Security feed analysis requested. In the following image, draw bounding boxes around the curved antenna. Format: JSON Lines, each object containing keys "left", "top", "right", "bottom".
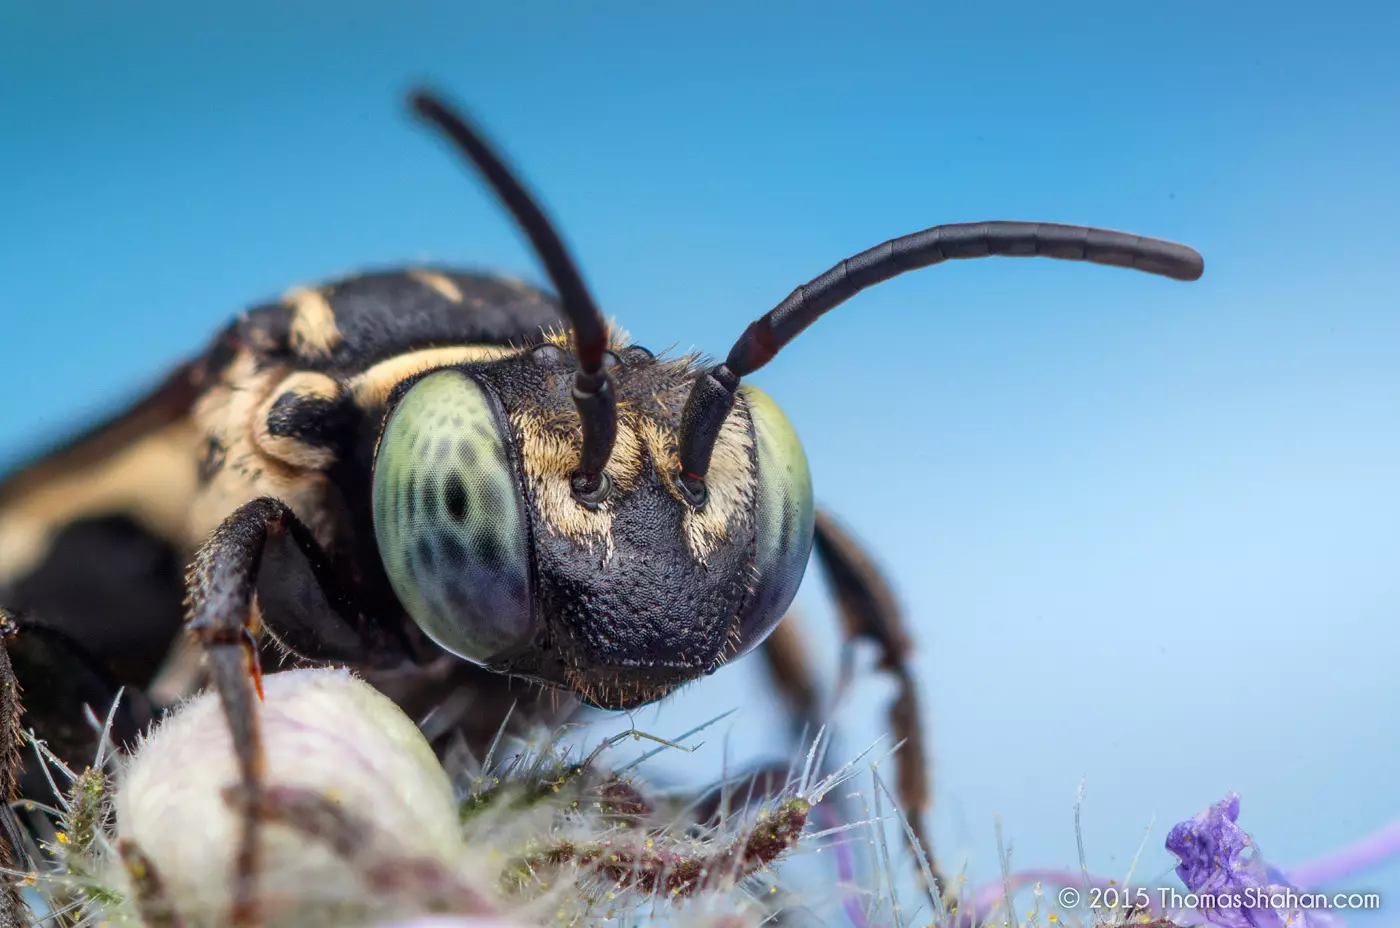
{"left": 410, "top": 89, "right": 617, "bottom": 493}
{"left": 677, "top": 221, "right": 1205, "bottom": 499}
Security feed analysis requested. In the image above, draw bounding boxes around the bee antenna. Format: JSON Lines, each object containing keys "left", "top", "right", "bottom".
{"left": 410, "top": 88, "right": 617, "bottom": 496}
{"left": 676, "top": 221, "right": 1204, "bottom": 502}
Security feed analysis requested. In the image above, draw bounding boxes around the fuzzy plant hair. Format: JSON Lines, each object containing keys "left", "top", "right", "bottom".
{"left": 5, "top": 669, "right": 1397, "bottom": 928}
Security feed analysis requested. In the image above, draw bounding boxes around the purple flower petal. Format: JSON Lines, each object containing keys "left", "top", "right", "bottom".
{"left": 1167, "top": 794, "right": 1348, "bottom": 928}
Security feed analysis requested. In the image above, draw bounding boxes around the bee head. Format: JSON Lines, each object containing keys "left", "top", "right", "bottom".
{"left": 376, "top": 88, "right": 1202, "bottom": 709}
{"left": 371, "top": 335, "right": 814, "bottom": 709}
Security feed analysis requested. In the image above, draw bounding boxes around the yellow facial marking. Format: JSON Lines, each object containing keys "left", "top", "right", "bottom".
{"left": 348, "top": 346, "right": 522, "bottom": 409}
{"left": 688, "top": 398, "right": 756, "bottom": 562}
{"left": 637, "top": 395, "right": 756, "bottom": 563}
{"left": 512, "top": 408, "right": 645, "bottom": 554}
{"left": 407, "top": 270, "right": 464, "bottom": 303}
{"left": 284, "top": 286, "right": 342, "bottom": 359}
{"left": 253, "top": 371, "right": 344, "bottom": 471}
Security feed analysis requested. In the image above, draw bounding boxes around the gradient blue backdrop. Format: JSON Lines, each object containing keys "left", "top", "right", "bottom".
{"left": 3, "top": 1, "right": 1398, "bottom": 923}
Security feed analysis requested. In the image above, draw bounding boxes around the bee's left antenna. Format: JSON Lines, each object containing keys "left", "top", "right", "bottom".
{"left": 410, "top": 89, "right": 617, "bottom": 501}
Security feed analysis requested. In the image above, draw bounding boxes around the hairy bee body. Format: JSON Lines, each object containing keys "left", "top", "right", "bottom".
{"left": 0, "top": 269, "right": 575, "bottom": 784}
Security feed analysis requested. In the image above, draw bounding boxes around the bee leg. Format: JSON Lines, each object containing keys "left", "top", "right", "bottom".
{"left": 756, "top": 596, "right": 874, "bottom": 901}
{"left": 758, "top": 611, "right": 820, "bottom": 737}
{"left": 811, "top": 508, "right": 944, "bottom": 898}
{"left": 185, "top": 497, "right": 387, "bottom": 928}
{"left": 755, "top": 610, "right": 855, "bottom": 814}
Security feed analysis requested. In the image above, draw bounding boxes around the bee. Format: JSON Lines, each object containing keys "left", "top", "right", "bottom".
{"left": 0, "top": 88, "right": 1203, "bottom": 925}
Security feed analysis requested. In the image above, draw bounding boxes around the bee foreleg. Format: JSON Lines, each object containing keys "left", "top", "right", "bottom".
{"left": 184, "top": 496, "right": 378, "bottom": 928}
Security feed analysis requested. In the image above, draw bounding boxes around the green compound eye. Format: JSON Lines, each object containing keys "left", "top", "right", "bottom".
{"left": 372, "top": 370, "right": 535, "bottom": 665}
{"left": 734, "top": 385, "right": 815, "bottom": 653}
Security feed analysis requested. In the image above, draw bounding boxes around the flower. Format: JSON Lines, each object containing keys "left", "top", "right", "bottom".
{"left": 115, "top": 668, "right": 472, "bottom": 927}
{"left": 1166, "top": 793, "right": 1344, "bottom": 928}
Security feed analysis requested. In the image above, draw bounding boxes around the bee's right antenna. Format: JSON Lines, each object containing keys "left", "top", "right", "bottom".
{"left": 675, "top": 221, "right": 1204, "bottom": 503}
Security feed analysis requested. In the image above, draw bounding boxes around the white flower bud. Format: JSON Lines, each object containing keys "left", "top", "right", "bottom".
{"left": 115, "top": 668, "right": 465, "bottom": 926}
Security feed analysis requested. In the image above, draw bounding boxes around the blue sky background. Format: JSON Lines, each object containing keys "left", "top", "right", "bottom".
{"left": 3, "top": 1, "right": 1398, "bottom": 922}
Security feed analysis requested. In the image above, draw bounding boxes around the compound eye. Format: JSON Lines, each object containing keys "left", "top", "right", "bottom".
{"left": 372, "top": 370, "right": 534, "bottom": 664}
{"left": 733, "top": 386, "right": 815, "bottom": 654}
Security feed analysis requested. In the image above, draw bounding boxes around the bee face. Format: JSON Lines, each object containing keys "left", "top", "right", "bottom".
{"left": 372, "top": 341, "right": 814, "bottom": 709}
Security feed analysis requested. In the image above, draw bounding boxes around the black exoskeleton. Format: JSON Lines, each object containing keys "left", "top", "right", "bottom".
{"left": 0, "top": 88, "right": 1203, "bottom": 926}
